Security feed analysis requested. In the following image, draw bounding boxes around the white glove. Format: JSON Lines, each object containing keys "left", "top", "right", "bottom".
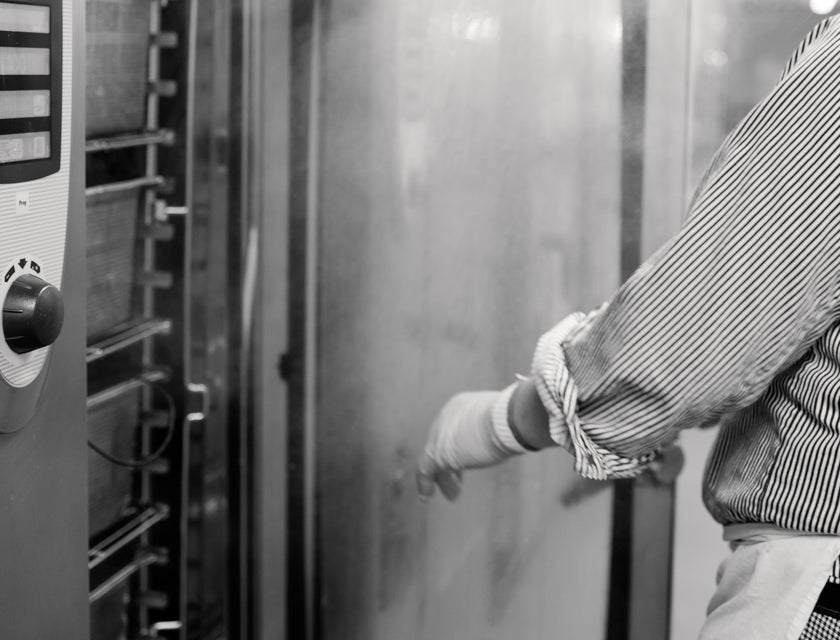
{"left": 416, "top": 385, "right": 524, "bottom": 502}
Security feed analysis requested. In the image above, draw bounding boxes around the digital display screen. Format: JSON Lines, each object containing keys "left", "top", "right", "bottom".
{"left": 0, "top": 47, "right": 48, "bottom": 75}
{"left": 0, "top": 3, "right": 49, "bottom": 34}
{"left": 0, "top": 3, "right": 54, "bottom": 167}
{"left": 0, "top": 90, "right": 48, "bottom": 119}
{"left": 0, "top": 131, "right": 49, "bottom": 163}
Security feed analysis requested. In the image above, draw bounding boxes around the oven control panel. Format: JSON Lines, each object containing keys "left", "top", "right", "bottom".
{"left": 0, "top": 0, "right": 70, "bottom": 430}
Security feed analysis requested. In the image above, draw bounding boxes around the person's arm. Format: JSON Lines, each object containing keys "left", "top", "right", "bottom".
{"left": 418, "top": 17, "right": 840, "bottom": 498}
{"left": 507, "top": 378, "right": 553, "bottom": 449}
{"left": 509, "top": 25, "right": 840, "bottom": 481}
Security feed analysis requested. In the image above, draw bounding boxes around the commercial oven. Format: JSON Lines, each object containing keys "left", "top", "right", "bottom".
{"left": 0, "top": 1, "right": 88, "bottom": 638}
{"left": 84, "top": 0, "right": 264, "bottom": 637}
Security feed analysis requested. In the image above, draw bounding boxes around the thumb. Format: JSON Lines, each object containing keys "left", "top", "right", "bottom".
{"left": 436, "top": 468, "right": 463, "bottom": 502}
{"left": 416, "top": 449, "right": 438, "bottom": 501}
{"left": 416, "top": 450, "right": 463, "bottom": 502}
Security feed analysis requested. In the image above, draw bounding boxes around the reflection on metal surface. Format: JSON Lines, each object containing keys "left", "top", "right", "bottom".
{"left": 810, "top": 0, "right": 838, "bottom": 14}
{"left": 449, "top": 12, "right": 500, "bottom": 41}
{"left": 609, "top": 15, "right": 624, "bottom": 43}
{"left": 702, "top": 49, "right": 729, "bottom": 67}
{"left": 646, "top": 445, "right": 686, "bottom": 486}
{"left": 148, "top": 621, "right": 182, "bottom": 638}
{"left": 560, "top": 447, "right": 685, "bottom": 508}
{"left": 562, "top": 477, "right": 611, "bottom": 507}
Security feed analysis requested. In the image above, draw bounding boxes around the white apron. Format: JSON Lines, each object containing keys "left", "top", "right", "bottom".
{"left": 699, "top": 526, "right": 840, "bottom": 640}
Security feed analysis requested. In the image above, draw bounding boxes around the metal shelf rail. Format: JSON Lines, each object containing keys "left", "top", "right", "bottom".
{"left": 86, "top": 369, "right": 169, "bottom": 412}
{"left": 139, "top": 0, "right": 181, "bottom": 635}
{"left": 85, "top": 129, "right": 175, "bottom": 153}
{"left": 89, "top": 504, "right": 171, "bottom": 571}
{"left": 86, "top": 318, "right": 173, "bottom": 364}
{"left": 85, "top": 0, "right": 183, "bottom": 636}
{"left": 89, "top": 547, "right": 167, "bottom": 604}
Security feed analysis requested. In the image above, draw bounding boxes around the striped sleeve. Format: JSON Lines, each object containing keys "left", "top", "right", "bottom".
{"left": 780, "top": 17, "right": 833, "bottom": 82}
{"left": 534, "top": 20, "right": 840, "bottom": 481}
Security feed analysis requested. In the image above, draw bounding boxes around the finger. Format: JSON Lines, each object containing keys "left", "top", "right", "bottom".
{"left": 436, "top": 468, "right": 462, "bottom": 502}
{"left": 416, "top": 450, "right": 438, "bottom": 501}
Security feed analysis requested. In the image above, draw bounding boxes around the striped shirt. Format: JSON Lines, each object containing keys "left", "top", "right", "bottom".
{"left": 531, "top": 17, "right": 840, "bottom": 577}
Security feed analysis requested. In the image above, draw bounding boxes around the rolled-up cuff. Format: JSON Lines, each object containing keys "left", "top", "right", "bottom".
{"left": 531, "top": 312, "right": 588, "bottom": 450}
{"left": 530, "top": 307, "right": 658, "bottom": 480}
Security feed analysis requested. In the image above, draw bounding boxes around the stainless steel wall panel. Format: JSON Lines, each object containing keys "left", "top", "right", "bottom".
{"left": 249, "top": 0, "right": 291, "bottom": 637}
{"left": 306, "top": 1, "right": 624, "bottom": 638}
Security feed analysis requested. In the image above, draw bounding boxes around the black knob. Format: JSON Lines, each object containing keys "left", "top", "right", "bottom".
{"left": 3, "top": 274, "right": 64, "bottom": 354}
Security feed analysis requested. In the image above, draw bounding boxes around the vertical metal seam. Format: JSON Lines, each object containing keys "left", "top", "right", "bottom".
{"left": 240, "top": 0, "right": 263, "bottom": 636}
{"left": 619, "top": 0, "right": 648, "bottom": 282}
{"left": 608, "top": 1, "right": 649, "bottom": 639}
{"left": 666, "top": 4, "right": 696, "bottom": 637}
{"left": 237, "top": 0, "right": 259, "bottom": 635}
{"left": 303, "top": 1, "right": 323, "bottom": 638}
{"left": 179, "top": 1, "right": 199, "bottom": 638}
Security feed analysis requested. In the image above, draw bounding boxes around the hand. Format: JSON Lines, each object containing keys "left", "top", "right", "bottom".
{"left": 416, "top": 391, "right": 511, "bottom": 502}
{"left": 642, "top": 442, "right": 685, "bottom": 486}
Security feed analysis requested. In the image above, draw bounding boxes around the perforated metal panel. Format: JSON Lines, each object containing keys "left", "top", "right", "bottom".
{"left": 90, "top": 583, "right": 129, "bottom": 640}
{"left": 86, "top": 0, "right": 149, "bottom": 137}
{"left": 85, "top": 189, "right": 141, "bottom": 340}
{"left": 87, "top": 389, "right": 139, "bottom": 536}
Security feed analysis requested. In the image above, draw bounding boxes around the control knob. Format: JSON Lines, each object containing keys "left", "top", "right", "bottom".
{"left": 2, "top": 274, "right": 64, "bottom": 354}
